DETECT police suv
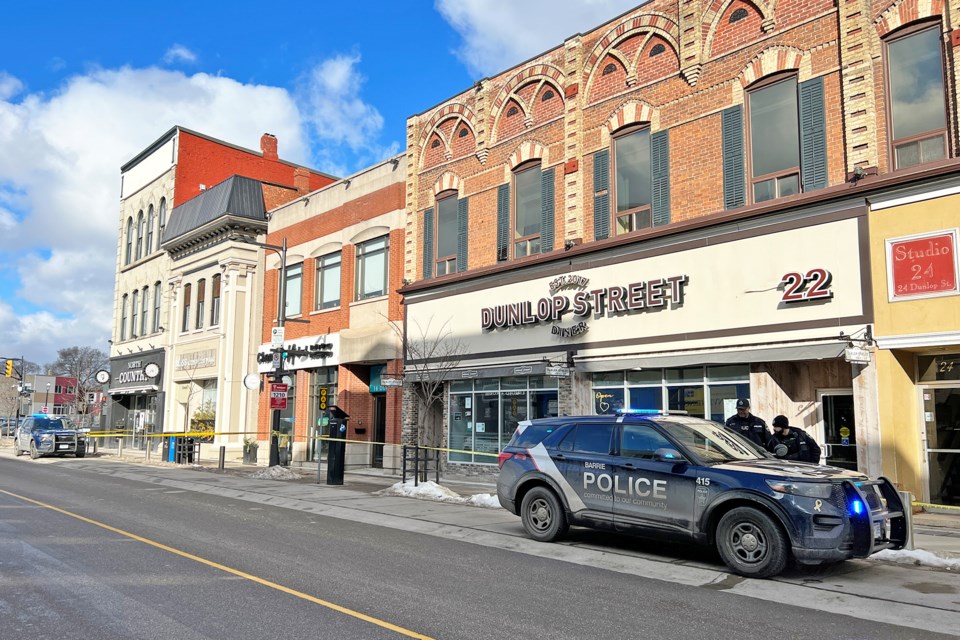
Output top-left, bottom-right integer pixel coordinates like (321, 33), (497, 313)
(12, 415), (87, 460)
(496, 410), (905, 578)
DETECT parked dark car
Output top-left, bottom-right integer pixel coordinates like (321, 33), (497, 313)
(497, 410), (905, 578)
(13, 415), (87, 459)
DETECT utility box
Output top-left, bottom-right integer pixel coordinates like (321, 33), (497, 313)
(325, 406), (349, 485)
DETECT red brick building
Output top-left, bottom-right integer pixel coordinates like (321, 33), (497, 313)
(402, 0), (960, 475)
(256, 156), (407, 470)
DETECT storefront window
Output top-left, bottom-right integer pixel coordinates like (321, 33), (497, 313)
(448, 376), (559, 464)
(919, 354), (960, 382)
(593, 366), (749, 421)
(309, 368), (338, 461)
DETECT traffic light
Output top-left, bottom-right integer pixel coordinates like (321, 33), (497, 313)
(4, 359), (12, 377)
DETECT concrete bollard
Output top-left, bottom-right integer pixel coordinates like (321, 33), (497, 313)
(898, 490), (914, 550)
(218, 445), (225, 470)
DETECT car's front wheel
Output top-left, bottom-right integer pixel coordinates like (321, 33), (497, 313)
(520, 486), (569, 542)
(12, 437), (22, 456)
(715, 507), (789, 578)
(29, 441), (40, 460)
(75, 448), (85, 459)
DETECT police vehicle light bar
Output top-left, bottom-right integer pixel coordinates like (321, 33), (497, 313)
(614, 408), (689, 415)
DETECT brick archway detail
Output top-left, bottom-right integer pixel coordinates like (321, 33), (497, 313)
(737, 45), (804, 87)
(432, 172), (463, 197)
(508, 141), (547, 169)
(582, 12), (680, 88)
(875, 0), (943, 36)
(607, 100), (659, 132)
(417, 103), (477, 150)
(703, 0), (776, 58)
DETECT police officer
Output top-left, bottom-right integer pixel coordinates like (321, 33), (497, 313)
(767, 415), (822, 463)
(724, 398), (769, 447)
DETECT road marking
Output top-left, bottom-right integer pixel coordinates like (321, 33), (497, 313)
(0, 489), (434, 640)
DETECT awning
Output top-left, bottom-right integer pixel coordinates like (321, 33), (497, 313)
(577, 342), (846, 373)
(406, 361), (548, 382)
(108, 385), (159, 395)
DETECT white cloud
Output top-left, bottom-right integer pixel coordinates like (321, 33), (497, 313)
(0, 66), (328, 364)
(298, 54), (398, 173)
(435, 0), (641, 77)
(0, 72), (23, 100)
(163, 44), (198, 64)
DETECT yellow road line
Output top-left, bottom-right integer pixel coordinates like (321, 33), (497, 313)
(0, 489), (434, 640)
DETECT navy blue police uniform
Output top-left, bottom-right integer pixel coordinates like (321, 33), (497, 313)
(767, 427), (821, 463)
(725, 413), (769, 447)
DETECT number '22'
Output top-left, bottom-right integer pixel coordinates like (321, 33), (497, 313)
(780, 269), (833, 303)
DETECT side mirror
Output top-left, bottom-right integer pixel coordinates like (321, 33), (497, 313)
(654, 447), (684, 463)
(774, 443), (789, 458)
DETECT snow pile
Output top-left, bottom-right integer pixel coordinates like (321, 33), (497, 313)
(377, 480), (503, 509)
(247, 466), (303, 480)
(870, 548), (960, 570)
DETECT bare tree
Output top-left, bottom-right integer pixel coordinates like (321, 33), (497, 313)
(388, 316), (468, 448)
(48, 346), (109, 419)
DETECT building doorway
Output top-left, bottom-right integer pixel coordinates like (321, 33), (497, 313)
(921, 386), (960, 506)
(372, 394), (386, 468)
(817, 389), (858, 471)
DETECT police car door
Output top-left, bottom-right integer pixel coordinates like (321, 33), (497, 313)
(552, 422), (615, 527)
(610, 422), (696, 537)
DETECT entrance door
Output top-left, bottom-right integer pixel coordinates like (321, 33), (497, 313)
(922, 386), (960, 506)
(373, 394), (386, 468)
(817, 390), (857, 471)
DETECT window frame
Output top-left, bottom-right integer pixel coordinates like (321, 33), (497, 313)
(511, 160), (542, 258)
(745, 72), (801, 204)
(195, 278), (206, 329)
(182, 283), (191, 333)
(125, 217), (133, 265)
(131, 289), (139, 338)
(141, 286), (149, 336)
(153, 281), (162, 333)
(314, 252), (341, 310)
(121, 294), (128, 340)
(158, 198), (167, 237)
(883, 21), (949, 170)
(434, 190), (458, 276)
(210, 274), (221, 326)
(611, 124), (653, 236)
(135, 211), (144, 261)
(146, 205), (155, 254)
(285, 264), (303, 317)
(354, 236), (389, 301)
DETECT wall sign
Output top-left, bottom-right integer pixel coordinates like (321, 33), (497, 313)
(779, 269), (833, 304)
(886, 229), (959, 301)
(480, 273), (688, 337)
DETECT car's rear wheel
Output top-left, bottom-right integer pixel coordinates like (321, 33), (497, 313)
(520, 486), (568, 542)
(29, 441), (40, 460)
(715, 507), (789, 578)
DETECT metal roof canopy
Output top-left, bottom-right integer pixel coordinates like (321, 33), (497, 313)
(577, 342), (847, 372)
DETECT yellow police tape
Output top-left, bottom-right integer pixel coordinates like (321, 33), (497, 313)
(912, 501), (960, 512)
(82, 430), (499, 458)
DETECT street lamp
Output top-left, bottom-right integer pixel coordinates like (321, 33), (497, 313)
(231, 234), (288, 467)
(44, 382), (50, 413)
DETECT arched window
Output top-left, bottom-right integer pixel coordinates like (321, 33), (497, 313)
(153, 282), (162, 333)
(125, 217), (133, 265)
(602, 63), (617, 76)
(542, 90), (555, 101)
(120, 294), (128, 340)
(141, 286), (149, 337)
(650, 43), (666, 57)
(729, 8), (748, 23)
(131, 289), (139, 338)
(158, 198), (167, 236)
(885, 23), (948, 168)
(196, 278), (206, 329)
(146, 205), (155, 254)
(211, 274), (222, 325)
(506, 105), (519, 117)
(182, 283), (191, 333)
(135, 211), (144, 261)
(458, 127), (469, 138)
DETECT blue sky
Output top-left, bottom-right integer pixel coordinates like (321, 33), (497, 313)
(0, 0), (639, 366)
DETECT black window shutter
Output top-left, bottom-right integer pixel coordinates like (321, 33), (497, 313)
(496, 183), (510, 262)
(593, 149), (610, 240)
(722, 105), (745, 209)
(422, 207), (434, 279)
(540, 167), (555, 253)
(457, 197), (469, 272)
(799, 76), (827, 192)
(650, 130), (670, 227)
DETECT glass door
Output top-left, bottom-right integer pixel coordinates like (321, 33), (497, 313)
(922, 387), (960, 506)
(817, 390), (857, 471)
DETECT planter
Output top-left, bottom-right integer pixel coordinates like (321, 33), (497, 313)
(243, 448), (258, 465)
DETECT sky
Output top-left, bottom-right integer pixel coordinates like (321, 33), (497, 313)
(0, 0), (640, 367)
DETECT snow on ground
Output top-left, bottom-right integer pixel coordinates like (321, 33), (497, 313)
(377, 480), (503, 509)
(247, 466), (303, 480)
(869, 548), (960, 570)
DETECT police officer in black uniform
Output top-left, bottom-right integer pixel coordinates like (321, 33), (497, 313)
(724, 398), (769, 447)
(766, 415), (822, 463)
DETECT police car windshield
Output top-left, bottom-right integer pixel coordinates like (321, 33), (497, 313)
(657, 420), (763, 463)
(32, 418), (71, 431)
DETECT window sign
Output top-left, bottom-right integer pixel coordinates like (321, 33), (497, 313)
(886, 229), (959, 301)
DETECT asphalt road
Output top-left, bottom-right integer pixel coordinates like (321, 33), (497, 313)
(1, 458), (956, 640)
